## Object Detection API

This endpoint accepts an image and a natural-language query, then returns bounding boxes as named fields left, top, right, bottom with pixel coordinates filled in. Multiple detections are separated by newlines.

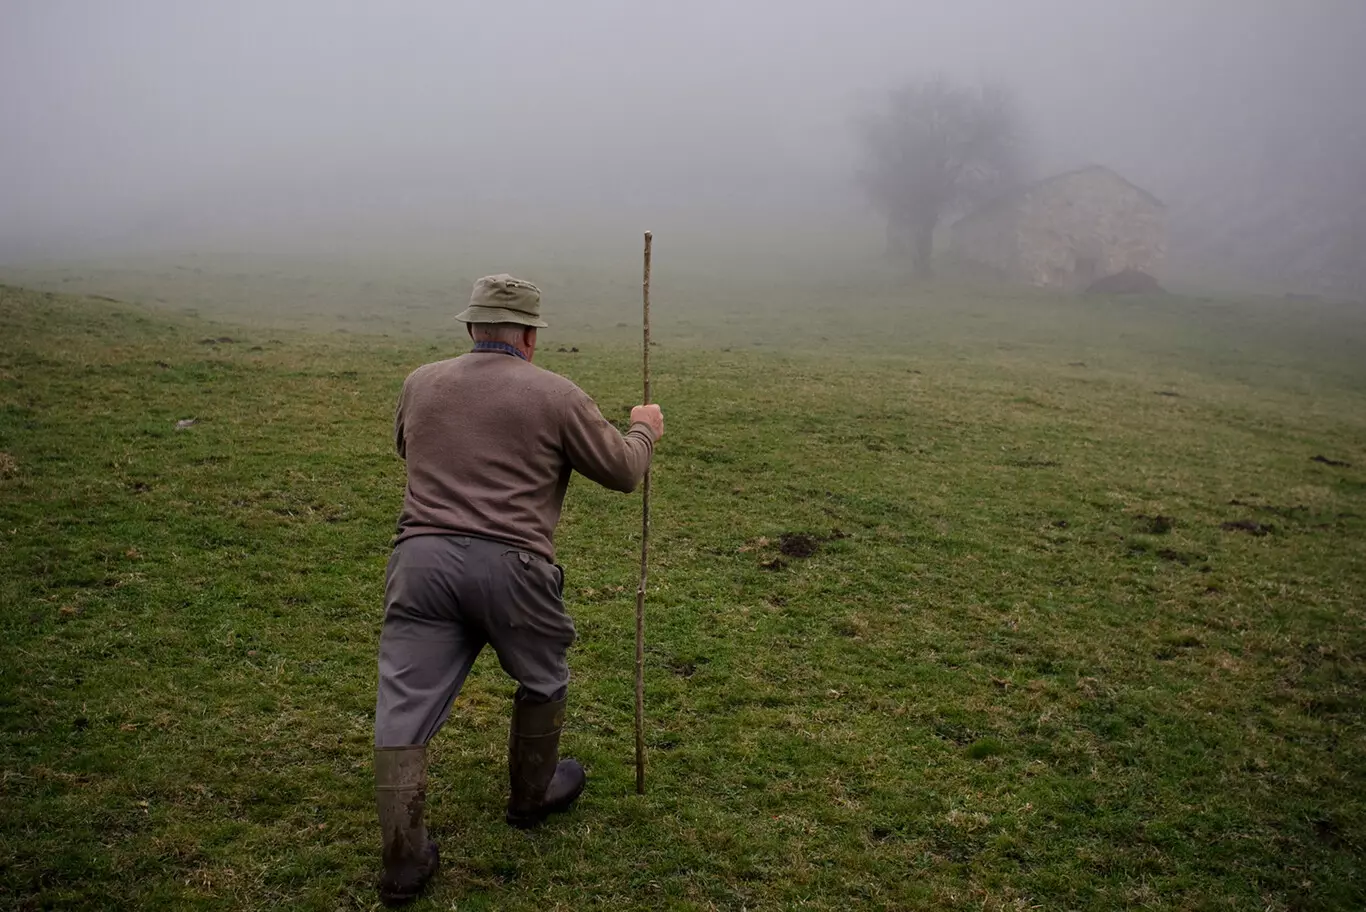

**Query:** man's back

left=373, top=274, right=665, bottom=905
left=394, top=351, right=654, bottom=560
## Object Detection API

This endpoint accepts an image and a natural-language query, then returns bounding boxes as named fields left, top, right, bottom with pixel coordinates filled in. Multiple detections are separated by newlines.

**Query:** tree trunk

left=912, top=218, right=935, bottom=280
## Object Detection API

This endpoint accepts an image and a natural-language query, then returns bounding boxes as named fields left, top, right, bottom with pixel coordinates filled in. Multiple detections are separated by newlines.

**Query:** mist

left=3, top=0, right=1364, bottom=291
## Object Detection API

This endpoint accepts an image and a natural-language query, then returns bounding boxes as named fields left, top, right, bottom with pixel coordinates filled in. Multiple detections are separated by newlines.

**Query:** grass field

left=2, top=272, right=1364, bottom=911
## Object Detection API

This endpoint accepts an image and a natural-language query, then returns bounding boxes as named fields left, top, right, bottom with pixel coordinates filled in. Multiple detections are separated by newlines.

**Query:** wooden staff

left=635, top=230, right=652, bottom=795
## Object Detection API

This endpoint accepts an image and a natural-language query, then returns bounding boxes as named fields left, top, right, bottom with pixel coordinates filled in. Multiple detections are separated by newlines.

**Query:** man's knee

left=515, top=682, right=568, bottom=704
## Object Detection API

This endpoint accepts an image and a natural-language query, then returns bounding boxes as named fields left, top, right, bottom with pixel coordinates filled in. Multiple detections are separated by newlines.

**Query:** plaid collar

left=471, top=341, right=528, bottom=361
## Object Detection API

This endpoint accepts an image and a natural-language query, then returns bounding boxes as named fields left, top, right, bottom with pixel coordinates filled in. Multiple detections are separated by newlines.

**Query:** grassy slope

left=1, top=283, right=1364, bottom=911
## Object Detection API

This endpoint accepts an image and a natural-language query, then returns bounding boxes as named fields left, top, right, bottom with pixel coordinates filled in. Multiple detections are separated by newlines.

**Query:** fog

left=2, top=0, right=1364, bottom=291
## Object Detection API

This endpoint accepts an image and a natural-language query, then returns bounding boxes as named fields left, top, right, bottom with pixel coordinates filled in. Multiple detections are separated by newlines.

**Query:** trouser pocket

left=489, top=549, right=575, bottom=700
left=498, top=550, right=575, bottom=643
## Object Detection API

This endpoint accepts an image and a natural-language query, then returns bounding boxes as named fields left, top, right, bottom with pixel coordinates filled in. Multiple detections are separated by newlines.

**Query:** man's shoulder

left=405, top=355, right=464, bottom=382
left=524, top=361, right=586, bottom=395
left=405, top=355, right=587, bottom=402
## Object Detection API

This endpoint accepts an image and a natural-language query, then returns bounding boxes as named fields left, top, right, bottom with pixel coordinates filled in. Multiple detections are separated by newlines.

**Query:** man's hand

left=630, top=404, right=664, bottom=440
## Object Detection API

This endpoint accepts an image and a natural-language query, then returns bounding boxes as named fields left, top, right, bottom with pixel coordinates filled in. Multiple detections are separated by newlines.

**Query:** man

left=372, top=274, right=663, bottom=906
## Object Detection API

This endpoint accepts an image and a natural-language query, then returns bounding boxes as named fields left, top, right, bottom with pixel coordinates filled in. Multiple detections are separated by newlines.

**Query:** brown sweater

left=393, top=350, right=655, bottom=560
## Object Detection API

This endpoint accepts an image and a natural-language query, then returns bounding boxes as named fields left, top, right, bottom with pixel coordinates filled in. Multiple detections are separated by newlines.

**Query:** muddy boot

left=506, top=696, right=586, bottom=828
left=375, top=746, right=440, bottom=907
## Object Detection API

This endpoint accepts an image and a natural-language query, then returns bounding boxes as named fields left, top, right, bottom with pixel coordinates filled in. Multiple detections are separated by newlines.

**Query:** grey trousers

left=374, top=534, right=576, bottom=747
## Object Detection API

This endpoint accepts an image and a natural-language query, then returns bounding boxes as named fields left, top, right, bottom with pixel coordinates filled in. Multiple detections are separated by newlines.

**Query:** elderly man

left=372, top=274, right=663, bottom=906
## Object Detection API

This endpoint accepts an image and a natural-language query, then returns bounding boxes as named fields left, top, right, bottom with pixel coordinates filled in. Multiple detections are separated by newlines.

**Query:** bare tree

left=857, top=77, right=1024, bottom=278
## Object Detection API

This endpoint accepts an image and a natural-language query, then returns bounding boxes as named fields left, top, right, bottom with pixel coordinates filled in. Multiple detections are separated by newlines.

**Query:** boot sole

left=378, top=842, right=440, bottom=907
left=505, top=787, right=585, bottom=828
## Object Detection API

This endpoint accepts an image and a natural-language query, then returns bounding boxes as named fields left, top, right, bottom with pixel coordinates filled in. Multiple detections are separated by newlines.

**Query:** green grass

left=2, top=278, right=1364, bottom=910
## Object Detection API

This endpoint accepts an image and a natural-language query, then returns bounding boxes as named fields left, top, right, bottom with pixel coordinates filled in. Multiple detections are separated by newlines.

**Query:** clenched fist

left=630, top=404, right=664, bottom=440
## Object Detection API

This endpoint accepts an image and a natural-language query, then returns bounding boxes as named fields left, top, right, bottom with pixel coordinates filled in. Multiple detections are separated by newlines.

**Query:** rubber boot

left=506, top=696, right=586, bottom=828
left=375, top=746, right=440, bottom=907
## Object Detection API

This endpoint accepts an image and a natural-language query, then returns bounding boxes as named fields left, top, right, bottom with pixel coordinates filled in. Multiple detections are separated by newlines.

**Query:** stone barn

left=949, top=166, right=1166, bottom=289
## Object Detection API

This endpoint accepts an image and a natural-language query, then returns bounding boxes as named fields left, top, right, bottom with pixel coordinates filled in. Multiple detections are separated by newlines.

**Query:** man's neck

left=471, top=340, right=529, bottom=361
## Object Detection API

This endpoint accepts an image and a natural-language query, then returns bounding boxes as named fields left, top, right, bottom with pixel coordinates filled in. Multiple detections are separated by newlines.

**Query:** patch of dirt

left=1085, top=269, right=1165, bottom=295
left=1313, top=818, right=1344, bottom=847
left=832, top=614, right=871, bottom=638
left=1156, top=548, right=1200, bottom=565
left=1311, top=455, right=1352, bottom=468
left=0, top=451, right=17, bottom=479
left=1154, top=634, right=1204, bottom=661
left=198, top=336, right=235, bottom=345
left=1229, top=502, right=1311, bottom=524
left=1155, top=390, right=1181, bottom=397
left=1305, top=696, right=1353, bottom=718
left=1259, top=505, right=1310, bottom=521
left=753, top=530, right=846, bottom=568
left=1010, top=457, right=1060, bottom=468
left=1137, top=514, right=1176, bottom=534
left=1222, top=519, right=1273, bottom=536
left=932, top=721, right=978, bottom=746
left=1229, top=499, right=1311, bottom=521
left=778, top=533, right=822, bottom=558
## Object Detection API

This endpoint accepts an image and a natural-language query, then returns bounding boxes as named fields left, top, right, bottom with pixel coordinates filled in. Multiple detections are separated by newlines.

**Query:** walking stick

left=635, top=230, right=652, bottom=795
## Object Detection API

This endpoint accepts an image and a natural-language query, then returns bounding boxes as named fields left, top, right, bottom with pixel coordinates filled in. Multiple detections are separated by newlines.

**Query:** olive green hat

left=455, top=274, right=548, bottom=327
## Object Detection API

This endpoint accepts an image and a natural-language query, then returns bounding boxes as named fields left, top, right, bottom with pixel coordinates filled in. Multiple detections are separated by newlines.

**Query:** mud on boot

left=375, top=746, right=441, bottom=906
left=506, top=695, right=586, bottom=828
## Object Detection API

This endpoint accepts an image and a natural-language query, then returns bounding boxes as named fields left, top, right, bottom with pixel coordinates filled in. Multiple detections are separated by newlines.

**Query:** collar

left=471, top=341, right=529, bottom=361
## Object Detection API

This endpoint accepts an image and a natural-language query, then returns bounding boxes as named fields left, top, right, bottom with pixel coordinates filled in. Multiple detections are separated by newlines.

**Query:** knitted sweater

left=393, top=350, right=655, bottom=560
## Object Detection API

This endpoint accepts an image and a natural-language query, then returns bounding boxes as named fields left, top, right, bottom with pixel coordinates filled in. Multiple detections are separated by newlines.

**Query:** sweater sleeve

left=561, top=391, right=655, bottom=492
left=393, top=378, right=408, bottom=460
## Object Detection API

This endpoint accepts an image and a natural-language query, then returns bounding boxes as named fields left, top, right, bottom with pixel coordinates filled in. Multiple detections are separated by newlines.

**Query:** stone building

left=948, top=166, right=1166, bottom=289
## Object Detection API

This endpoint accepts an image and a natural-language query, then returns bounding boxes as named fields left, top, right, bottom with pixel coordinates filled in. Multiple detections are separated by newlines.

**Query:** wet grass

left=2, top=281, right=1364, bottom=910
